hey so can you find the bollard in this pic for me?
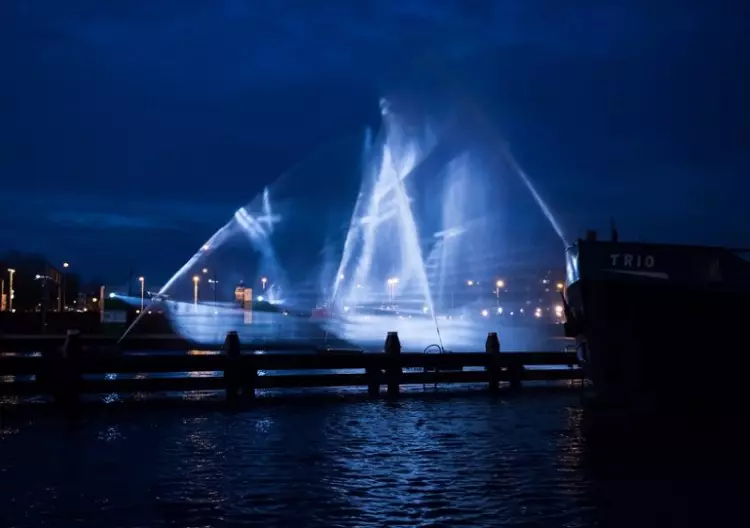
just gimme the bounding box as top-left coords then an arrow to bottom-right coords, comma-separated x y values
485,332 -> 501,393
58,329 -> 82,409
507,356 -> 524,391
223,330 -> 242,400
384,331 -> 401,396
366,366 -> 380,396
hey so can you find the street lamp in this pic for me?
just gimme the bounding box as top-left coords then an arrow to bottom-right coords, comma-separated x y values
202,268 -> 208,274
138,276 -> 145,311
495,279 -> 505,306
193,275 -> 200,305
208,278 -> 219,303
261,276 -> 267,291
61,262 -> 70,311
7,268 -> 15,313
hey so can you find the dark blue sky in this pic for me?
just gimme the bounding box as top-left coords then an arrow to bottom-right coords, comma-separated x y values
2,0 -> 748,283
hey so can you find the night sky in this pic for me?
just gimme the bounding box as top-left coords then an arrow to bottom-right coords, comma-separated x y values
2,1 -> 748,284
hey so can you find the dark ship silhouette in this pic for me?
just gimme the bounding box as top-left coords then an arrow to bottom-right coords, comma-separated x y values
562,222 -> 750,408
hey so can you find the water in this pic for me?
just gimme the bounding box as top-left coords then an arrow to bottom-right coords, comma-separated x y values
1,392 -> 745,527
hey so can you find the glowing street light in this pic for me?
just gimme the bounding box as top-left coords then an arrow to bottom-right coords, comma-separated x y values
208,277 -> 219,303
494,279 -> 504,306
193,275 -> 200,305
556,282 -> 564,291
467,280 -> 474,286
202,268 -> 208,274
61,262 -> 70,311
7,268 -> 15,313
138,276 -> 145,311
261,276 -> 267,290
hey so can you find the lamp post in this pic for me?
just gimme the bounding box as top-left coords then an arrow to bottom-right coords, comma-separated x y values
261,276 -> 267,291
193,275 -> 200,305
61,262 -> 69,311
495,279 -> 504,306
208,277 -> 219,303
7,268 -> 15,313
138,276 -> 145,311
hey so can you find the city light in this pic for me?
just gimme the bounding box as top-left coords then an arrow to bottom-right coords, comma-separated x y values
556,282 -> 564,291
138,276 -> 145,311
63,262 -> 69,268
7,268 -> 15,313
467,280 -> 474,286
202,268 -> 208,274
494,279 -> 504,306
481,309 -> 489,317
192,275 -> 200,305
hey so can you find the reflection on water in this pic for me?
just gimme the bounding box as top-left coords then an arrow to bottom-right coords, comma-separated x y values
0,394 -> 746,527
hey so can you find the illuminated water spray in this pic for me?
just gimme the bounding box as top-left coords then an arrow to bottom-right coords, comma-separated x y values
118,96 -> 567,352
118,219 -> 237,342
502,145 -> 568,247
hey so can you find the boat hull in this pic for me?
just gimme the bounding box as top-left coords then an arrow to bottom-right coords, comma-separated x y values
564,239 -> 750,409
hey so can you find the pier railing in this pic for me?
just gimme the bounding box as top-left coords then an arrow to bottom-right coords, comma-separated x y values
0,331 -> 581,403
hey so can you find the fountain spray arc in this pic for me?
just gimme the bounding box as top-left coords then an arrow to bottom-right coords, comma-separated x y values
118,96 -> 569,352
326,99 -> 445,350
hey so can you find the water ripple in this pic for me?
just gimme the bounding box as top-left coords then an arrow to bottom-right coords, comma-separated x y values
0,394 -> 744,527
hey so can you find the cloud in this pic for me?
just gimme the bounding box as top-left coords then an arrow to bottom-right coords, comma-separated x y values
0,192 -> 234,233
6,0 -> 732,94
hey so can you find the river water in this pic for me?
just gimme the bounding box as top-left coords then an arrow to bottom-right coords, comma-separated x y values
1,389 -> 745,528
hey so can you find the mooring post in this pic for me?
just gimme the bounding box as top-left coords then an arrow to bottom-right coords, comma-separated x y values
366,361 -> 380,396
384,331 -> 401,397
485,332 -> 501,393
507,353 -> 524,391
58,329 -> 82,409
223,330 -> 241,401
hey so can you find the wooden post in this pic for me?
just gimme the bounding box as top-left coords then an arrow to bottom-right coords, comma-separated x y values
485,332 -> 501,393
366,364 -> 380,396
223,330 -> 241,400
384,331 -> 401,397
58,329 -> 82,409
508,355 -> 524,391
